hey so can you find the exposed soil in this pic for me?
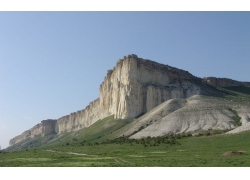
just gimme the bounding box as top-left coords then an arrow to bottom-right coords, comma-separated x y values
222,151 -> 244,156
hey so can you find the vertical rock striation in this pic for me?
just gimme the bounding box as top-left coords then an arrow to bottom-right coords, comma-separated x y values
9,54 -> 203,146
56,98 -> 100,134
9,119 -> 57,146
99,54 -> 201,119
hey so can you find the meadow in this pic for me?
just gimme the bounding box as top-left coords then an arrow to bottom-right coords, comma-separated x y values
1,130 -> 250,167
2,86 -> 250,167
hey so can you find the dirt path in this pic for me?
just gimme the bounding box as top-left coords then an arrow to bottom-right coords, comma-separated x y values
45,150 -> 134,165
67,152 -> 88,156
45,150 -> 56,152
113,157 -> 135,165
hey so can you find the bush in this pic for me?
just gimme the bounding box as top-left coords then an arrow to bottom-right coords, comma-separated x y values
196,133 -> 204,137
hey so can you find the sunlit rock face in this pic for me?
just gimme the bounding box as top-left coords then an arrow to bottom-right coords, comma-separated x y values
99,54 -> 201,119
9,54 -> 202,146
9,119 -> 57,146
56,98 -> 101,134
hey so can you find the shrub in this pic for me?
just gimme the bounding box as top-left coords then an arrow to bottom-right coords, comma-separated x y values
196,133 -> 204,137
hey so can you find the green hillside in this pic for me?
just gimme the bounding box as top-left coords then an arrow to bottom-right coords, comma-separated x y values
2,85 -> 250,166
1,130 -> 250,167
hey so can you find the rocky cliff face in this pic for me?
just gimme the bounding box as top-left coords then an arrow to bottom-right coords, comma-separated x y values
9,54 -> 204,146
99,54 -> 201,119
9,120 -> 57,146
11,54 -> 247,146
56,98 -> 100,134
203,77 -> 250,87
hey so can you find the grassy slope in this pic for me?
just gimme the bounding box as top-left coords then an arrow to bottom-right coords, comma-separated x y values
224,86 -> 250,95
6,115 -> 132,151
1,130 -> 250,167
2,85 -> 250,166
222,86 -> 250,106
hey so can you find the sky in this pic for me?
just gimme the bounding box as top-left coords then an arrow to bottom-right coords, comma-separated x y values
1,11 -> 250,149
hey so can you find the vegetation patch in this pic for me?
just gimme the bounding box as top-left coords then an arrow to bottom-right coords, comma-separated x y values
2,130 -> 250,167
224,86 -> 250,95
228,108 -> 242,126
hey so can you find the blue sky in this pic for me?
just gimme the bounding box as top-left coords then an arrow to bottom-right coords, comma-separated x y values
1,12 -> 250,149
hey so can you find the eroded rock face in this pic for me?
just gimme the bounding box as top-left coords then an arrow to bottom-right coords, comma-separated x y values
56,98 -> 101,134
9,54 -> 203,146
99,54 -> 201,119
122,95 -> 250,139
9,120 -> 57,146
203,77 -> 250,87
14,54 -> 250,146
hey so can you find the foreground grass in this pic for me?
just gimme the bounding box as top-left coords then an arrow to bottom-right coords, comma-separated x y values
1,130 -> 250,167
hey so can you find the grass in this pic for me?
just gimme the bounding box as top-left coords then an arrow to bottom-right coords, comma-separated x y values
221,86 -> 250,106
6,115 -> 131,151
3,85 -> 250,167
228,108 -> 242,126
224,86 -> 250,95
1,130 -> 250,167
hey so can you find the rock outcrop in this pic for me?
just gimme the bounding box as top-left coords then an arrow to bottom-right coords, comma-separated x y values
99,54 -> 201,119
203,77 -> 250,87
9,54 -> 250,146
120,95 -> 250,139
9,119 -> 57,146
56,98 -> 101,134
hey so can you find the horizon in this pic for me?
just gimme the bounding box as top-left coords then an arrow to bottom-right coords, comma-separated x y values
1,11 -> 250,149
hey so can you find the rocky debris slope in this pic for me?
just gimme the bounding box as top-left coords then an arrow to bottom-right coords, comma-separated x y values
121,95 -> 250,139
226,105 -> 250,134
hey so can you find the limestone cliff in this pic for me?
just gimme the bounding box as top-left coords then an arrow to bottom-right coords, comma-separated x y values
203,77 -> 250,87
99,54 -> 201,119
9,54 -> 249,146
9,120 -> 57,146
56,98 -> 100,134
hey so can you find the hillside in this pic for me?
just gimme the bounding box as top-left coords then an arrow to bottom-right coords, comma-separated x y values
7,54 -> 250,150
3,127 -> 250,167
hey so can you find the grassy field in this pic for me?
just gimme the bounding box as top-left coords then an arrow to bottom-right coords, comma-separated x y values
2,86 -> 250,167
1,130 -> 250,167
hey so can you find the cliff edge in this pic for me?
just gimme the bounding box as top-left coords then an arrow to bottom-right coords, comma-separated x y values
9,54 -> 248,146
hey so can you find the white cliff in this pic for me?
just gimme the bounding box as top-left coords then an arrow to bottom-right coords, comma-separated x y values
9,120 -> 57,146
10,54 -> 249,146
99,54 -> 201,119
